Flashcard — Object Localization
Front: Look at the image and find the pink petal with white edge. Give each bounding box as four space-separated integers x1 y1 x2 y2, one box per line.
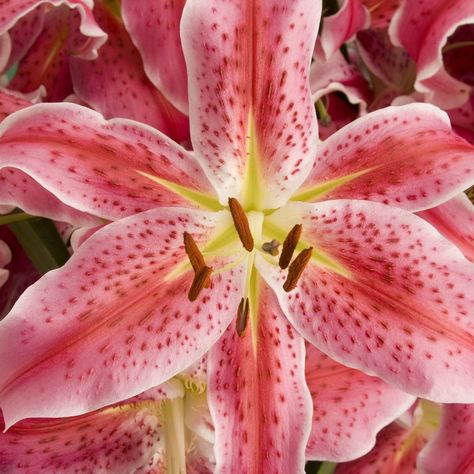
122 0 188 115
321 0 369 59
1 5 45 73
418 404 474 473
296 103 474 212
0 1 106 60
70 1 189 144
258 200 474 402
305 343 415 462
0 380 182 474
389 0 474 108
0 103 217 221
418 194 474 263
208 280 312 473
0 207 247 428
181 0 320 208
310 45 370 112
336 421 426 474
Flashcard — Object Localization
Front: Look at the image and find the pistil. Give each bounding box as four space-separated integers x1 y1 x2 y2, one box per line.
188 266 213 301
228 197 254 251
236 297 250 336
279 224 302 269
283 247 313 292
262 239 280 256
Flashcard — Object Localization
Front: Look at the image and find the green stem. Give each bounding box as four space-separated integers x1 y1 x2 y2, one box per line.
0 211 35 226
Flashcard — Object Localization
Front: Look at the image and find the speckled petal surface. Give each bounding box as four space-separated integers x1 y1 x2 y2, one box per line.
0 1 106 60
0 207 247 428
336 421 426 474
0 103 216 220
296 104 474 211
418 194 474 263
305 343 415 462
321 0 369 59
122 0 188 115
181 0 320 208
0 380 182 474
418 404 474 473
70 1 189 144
258 200 474 402
208 280 312 473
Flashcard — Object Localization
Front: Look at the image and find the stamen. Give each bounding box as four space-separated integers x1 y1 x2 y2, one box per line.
283 247 312 292
228 197 254 251
183 231 210 288
183 231 205 272
188 266 212 302
279 224 302 269
262 239 280 256
236 297 249 336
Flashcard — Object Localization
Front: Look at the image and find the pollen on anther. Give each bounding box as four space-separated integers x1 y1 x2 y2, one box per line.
283 247 313 292
228 197 254 251
188 266 213 302
236 298 250 336
279 224 302 269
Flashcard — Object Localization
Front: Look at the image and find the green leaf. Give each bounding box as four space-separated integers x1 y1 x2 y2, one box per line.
8 218 70 274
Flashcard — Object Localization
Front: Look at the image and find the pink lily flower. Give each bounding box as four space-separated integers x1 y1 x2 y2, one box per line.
0 379 216 473
390 0 474 109
0 0 474 470
0 1 107 101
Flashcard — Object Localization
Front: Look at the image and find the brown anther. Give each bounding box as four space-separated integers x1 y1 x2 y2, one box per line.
262 239 280 256
184 231 210 288
279 224 302 269
183 231 206 272
228 197 254 251
188 266 212 302
283 247 313 292
236 297 250 336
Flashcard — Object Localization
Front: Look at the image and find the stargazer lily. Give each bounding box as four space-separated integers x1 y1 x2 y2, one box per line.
1 0 474 471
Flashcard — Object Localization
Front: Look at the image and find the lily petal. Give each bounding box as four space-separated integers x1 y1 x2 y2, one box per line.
0 1 106 60
70 1 190 144
389 0 474 109
0 5 45 74
321 0 369 59
310 45 370 113
336 421 427 473
0 380 182 474
418 193 474 263
305 343 415 462
418 404 474 473
295 103 474 211
208 279 312 472
121 0 189 115
0 103 218 221
356 29 414 94
259 200 474 402
181 0 321 208
361 0 401 29
0 207 247 428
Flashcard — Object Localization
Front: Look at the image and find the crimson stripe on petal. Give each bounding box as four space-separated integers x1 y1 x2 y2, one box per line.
0 207 246 427
259 200 474 402
208 280 312 472
0 103 215 220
